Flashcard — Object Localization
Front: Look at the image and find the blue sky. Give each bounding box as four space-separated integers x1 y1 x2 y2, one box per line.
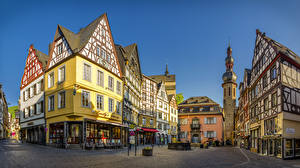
1 0 300 107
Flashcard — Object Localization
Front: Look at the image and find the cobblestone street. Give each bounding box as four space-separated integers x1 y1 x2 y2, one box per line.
0 140 300 168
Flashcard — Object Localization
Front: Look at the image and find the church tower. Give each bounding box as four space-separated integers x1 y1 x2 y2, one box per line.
222 45 237 144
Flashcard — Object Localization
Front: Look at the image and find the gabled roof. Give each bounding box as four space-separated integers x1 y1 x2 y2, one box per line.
149 74 175 83
256 29 300 64
35 49 49 69
168 94 175 102
179 96 218 105
53 13 106 53
114 43 142 80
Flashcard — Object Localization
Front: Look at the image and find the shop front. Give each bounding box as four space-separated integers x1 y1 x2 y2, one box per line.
138 128 158 145
20 124 46 144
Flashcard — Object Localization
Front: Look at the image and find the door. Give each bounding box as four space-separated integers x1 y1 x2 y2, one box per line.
69 124 81 144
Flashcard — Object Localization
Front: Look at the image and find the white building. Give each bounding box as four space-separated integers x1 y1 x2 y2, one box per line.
19 45 48 144
156 82 170 144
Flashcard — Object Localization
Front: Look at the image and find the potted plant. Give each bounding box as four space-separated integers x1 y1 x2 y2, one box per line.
142 146 153 156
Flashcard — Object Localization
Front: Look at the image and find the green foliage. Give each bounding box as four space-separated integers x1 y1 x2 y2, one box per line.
8 106 18 119
176 93 184 105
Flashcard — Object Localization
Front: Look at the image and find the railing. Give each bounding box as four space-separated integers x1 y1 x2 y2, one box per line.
190 124 200 130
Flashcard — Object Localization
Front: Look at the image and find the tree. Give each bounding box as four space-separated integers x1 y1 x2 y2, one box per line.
176 93 184 105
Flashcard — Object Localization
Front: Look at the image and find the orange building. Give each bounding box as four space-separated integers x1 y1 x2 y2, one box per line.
178 96 223 144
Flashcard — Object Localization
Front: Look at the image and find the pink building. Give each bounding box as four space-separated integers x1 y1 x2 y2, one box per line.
178 96 223 144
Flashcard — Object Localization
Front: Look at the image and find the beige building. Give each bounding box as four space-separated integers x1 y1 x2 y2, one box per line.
222 45 237 145
149 65 176 96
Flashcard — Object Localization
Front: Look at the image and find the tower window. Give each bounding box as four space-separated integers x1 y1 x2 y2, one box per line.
229 87 231 96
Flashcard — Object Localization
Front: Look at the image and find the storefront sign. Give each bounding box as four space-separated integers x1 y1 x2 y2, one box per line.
286 128 295 134
98 111 121 121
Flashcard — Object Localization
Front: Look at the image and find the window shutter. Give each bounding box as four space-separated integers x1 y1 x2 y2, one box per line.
204 131 207 138
204 118 207 124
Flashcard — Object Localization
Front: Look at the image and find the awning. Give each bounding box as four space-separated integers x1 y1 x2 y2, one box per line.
141 128 159 132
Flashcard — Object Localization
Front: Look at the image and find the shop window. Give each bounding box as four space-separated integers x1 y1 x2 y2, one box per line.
295 139 300 157
285 139 294 158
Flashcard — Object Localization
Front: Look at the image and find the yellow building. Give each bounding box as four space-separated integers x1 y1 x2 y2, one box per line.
44 14 125 148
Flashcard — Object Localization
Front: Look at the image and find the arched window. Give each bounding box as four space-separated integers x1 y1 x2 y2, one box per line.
192 118 199 125
229 87 231 96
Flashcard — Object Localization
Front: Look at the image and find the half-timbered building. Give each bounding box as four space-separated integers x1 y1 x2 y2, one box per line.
44 13 125 148
248 29 300 159
235 69 251 148
19 45 48 144
140 75 159 145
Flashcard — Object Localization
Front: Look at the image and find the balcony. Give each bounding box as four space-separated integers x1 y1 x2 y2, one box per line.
190 123 200 130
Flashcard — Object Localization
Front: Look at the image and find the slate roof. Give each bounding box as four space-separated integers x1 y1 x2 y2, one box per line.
179 96 218 106
149 74 175 83
54 14 106 53
34 48 49 69
114 43 142 80
257 29 300 64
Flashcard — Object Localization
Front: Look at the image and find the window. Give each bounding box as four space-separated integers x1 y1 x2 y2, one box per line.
97 70 104 87
142 118 146 125
48 72 54 88
58 91 65 108
30 86 34 98
36 101 43 114
150 119 153 126
101 49 106 59
30 105 34 117
83 64 91 81
116 101 121 114
205 131 216 138
159 112 162 119
48 95 55 111
107 53 111 63
57 43 63 55
101 27 105 36
81 91 90 108
263 75 268 88
180 118 188 125
108 76 114 91
108 98 114 112
36 82 41 94
96 94 104 110
271 92 277 107
264 98 268 113
24 108 29 118
33 84 36 96
96 46 100 56
228 87 231 96
271 66 277 81
116 81 121 95
159 101 162 108
150 84 153 92
205 117 216 124
58 66 65 83
40 79 44 92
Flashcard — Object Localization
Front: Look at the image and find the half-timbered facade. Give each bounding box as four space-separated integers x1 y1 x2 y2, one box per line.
248 29 300 159
19 45 48 144
155 82 170 144
115 43 142 126
235 69 251 148
0 84 9 139
140 75 158 144
45 13 125 148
